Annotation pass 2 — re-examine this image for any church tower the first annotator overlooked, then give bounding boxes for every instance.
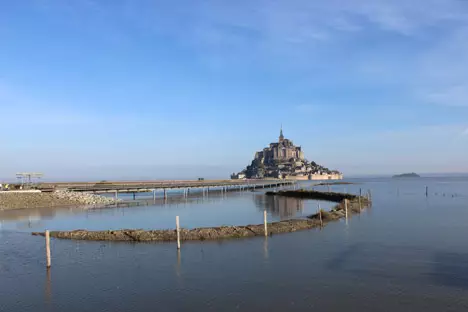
[279,125,284,142]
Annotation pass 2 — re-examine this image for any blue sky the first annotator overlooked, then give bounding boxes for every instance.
[1,0,467,180]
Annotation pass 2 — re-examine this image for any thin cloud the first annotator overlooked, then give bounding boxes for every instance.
[425,85,468,107]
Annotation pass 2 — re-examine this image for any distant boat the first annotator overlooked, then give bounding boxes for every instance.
[392,172,421,178]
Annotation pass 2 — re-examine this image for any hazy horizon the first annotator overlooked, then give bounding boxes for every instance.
[1,1,467,180]
[1,165,468,183]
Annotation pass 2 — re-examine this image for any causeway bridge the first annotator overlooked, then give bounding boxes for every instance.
[37,179,297,199]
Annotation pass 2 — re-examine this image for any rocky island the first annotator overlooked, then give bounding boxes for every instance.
[232,128,342,180]
[392,172,421,178]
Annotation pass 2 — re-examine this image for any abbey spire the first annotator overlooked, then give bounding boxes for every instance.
[279,125,284,142]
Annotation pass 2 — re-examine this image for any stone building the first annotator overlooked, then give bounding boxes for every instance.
[232,128,342,180]
[254,127,304,165]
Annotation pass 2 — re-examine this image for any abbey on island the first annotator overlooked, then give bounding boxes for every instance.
[232,128,343,180]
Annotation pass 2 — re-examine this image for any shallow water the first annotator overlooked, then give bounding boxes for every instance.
[2,177,468,311]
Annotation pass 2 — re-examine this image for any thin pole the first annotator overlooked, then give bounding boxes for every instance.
[359,188,362,196]
[425,186,428,197]
[176,216,181,249]
[153,189,156,201]
[318,204,323,227]
[345,199,348,220]
[359,196,362,212]
[45,230,51,268]
[264,210,268,237]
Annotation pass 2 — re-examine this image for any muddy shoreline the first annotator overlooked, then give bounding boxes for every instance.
[0,191,119,210]
[32,191,370,242]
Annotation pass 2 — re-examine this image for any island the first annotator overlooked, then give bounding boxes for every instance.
[392,173,420,178]
[231,127,343,180]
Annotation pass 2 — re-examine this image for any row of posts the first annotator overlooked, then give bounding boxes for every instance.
[122,181,295,200]
[43,181,294,267]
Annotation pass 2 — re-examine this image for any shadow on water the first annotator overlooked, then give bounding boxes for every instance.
[430,252,468,289]
[325,243,364,271]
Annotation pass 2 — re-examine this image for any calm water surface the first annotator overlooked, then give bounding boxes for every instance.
[1,177,468,311]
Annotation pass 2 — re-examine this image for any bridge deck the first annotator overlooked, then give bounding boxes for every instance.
[37,179,295,193]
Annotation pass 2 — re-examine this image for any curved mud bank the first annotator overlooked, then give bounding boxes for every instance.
[32,192,371,242]
[265,189,362,202]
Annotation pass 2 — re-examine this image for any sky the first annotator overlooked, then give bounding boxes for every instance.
[1,0,468,181]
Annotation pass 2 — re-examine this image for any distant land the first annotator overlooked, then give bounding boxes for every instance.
[392,173,421,178]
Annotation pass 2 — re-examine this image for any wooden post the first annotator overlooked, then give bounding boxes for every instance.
[164,189,167,199]
[152,189,156,201]
[264,210,268,237]
[318,204,323,227]
[176,216,181,249]
[45,230,51,268]
[425,186,428,197]
[345,199,348,220]
[359,196,362,212]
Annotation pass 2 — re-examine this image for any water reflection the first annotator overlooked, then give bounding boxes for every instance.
[0,208,60,230]
[254,195,304,219]
[45,268,52,305]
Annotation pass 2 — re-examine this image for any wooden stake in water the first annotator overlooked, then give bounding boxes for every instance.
[318,204,323,228]
[425,186,428,197]
[176,216,181,249]
[45,230,51,268]
[264,210,268,237]
[345,199,348,220]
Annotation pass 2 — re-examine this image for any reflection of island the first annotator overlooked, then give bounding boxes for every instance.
[392,172,421,178]
[254,194,304,220]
